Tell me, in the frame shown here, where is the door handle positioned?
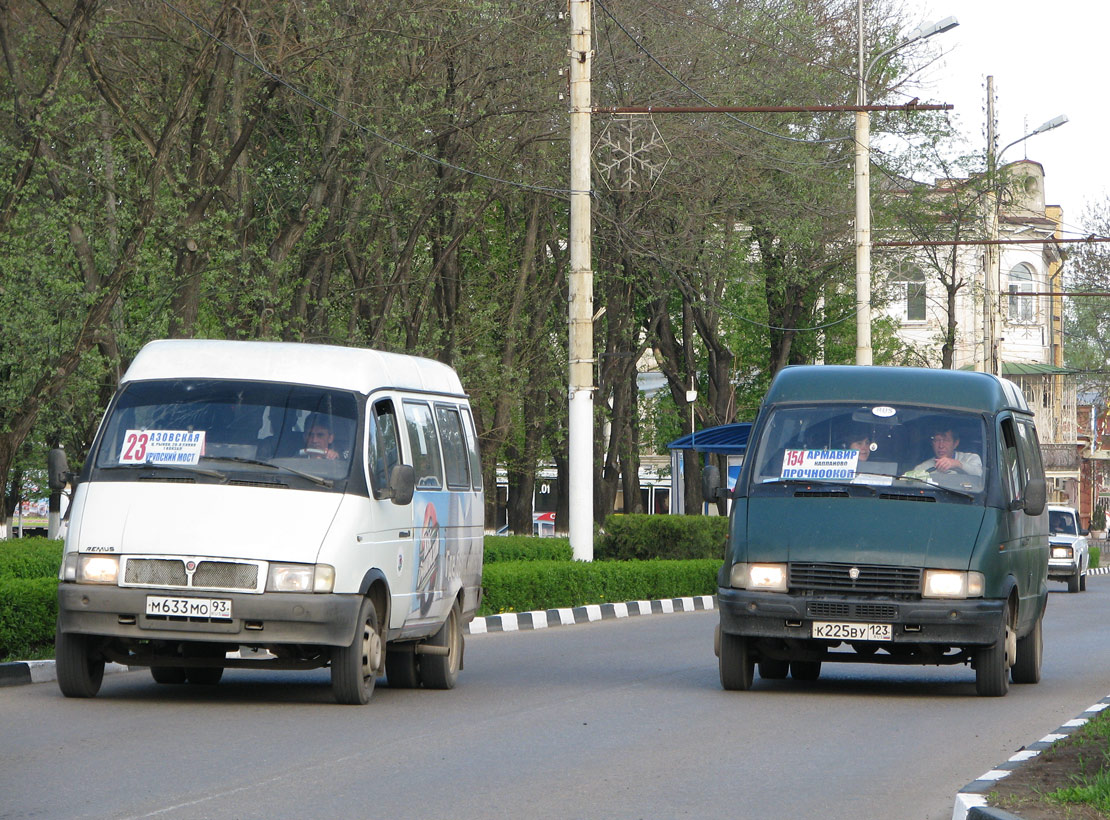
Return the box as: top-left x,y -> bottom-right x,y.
399,530 -> 412,538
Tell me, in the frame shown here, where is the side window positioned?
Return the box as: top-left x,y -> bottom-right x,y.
461,406 -> 483,490
1000,418 -> 1022,504
403,400 -> 443,490
434,404 -> 470,490
366,399 -> 401,498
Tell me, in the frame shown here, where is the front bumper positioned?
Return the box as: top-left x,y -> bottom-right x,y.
57,583 -> 362,647
1047,560 -> 1081,579
717,587 -> 1006,647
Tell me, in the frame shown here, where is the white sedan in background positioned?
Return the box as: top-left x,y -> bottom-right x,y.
1048,505 -> 1090,593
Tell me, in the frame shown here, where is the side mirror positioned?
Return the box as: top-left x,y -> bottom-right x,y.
701,464 -> 721,503
388,464 -> 415,506
1023,477 -> 1046,517
47,447 -> 70,491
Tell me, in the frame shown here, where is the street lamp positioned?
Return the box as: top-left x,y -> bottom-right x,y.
995,114 -> 1069,168
855,12 -> 959,365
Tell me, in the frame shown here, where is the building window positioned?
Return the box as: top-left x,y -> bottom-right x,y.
1008,263 -> 1035,323
894,264 -> 926,322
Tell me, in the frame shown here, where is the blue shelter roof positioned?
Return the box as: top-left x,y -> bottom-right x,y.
666,422 -> 751,455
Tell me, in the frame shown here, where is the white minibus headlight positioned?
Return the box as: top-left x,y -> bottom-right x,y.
267,563 -> 335,593
730,562 -> 788,592
923,570 -> 984,599
1051,545 -> 1073,560
76,555 -> 120,585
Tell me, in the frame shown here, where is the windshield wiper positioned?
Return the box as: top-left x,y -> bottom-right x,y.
890,473 -> 976,500
100,463 -> 228,481
201,455 -> 332,488
761,478 -> 876,496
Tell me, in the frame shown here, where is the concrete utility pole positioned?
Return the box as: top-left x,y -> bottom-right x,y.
981,76 -> 999,375
854,7 -> 958,366
568,0 -> 594,561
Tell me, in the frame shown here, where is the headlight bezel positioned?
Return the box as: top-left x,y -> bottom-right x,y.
729,562 -> 789,593
66,554 -> 121,585
922,569 -> 984,599
266,562 -> 335,593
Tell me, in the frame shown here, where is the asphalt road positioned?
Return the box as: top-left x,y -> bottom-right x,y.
3,579 -> 1109,820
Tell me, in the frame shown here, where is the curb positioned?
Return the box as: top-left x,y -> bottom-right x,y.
0,659 -> 130,687
465,595 -> 716,634
0,595 -> 717,686
952,693 -> 1110,820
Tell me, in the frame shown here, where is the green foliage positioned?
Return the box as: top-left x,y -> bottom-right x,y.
1091,545 -> 1101,570
1092,505 -> 1106,533
0,577 -> 57,662
0,538 -> 63,579
597,514 -> 728,561
478,559 -> 718,616
483,536 -> 572,563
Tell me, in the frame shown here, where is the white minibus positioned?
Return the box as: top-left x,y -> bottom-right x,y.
55,340 -> 483,704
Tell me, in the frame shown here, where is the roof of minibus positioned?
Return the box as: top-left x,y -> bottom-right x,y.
121,340 -> 466,397
764,365 -> 1030,413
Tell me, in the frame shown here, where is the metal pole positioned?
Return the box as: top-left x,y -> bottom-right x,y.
568,0 -> 594,561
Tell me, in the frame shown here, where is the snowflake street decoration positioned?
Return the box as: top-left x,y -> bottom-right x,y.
593,115 -> 670,192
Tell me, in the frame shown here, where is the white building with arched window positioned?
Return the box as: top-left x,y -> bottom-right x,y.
880,159 -> 1078,504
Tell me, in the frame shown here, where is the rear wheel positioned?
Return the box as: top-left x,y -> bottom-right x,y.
1012,612 -> 1043,685
331,596 -> 383,705
719,631 -> 755,691
1080,570 -> 1088,592
790,661 -> 821,681
151,666 -> 187,684
385,646 -> 420,688
1068,573 -> 1080,593
758,658 -> 790,680
55,629 -> 105,699
418,602 -> 463,690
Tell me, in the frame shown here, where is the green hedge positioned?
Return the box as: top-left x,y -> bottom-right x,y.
483,535 -> 572,563
0,577 -> 58,661
478,558 -> 718,616
596,514 -> 728,561
0,537 -> 63,579
1091,544 -> 1101,569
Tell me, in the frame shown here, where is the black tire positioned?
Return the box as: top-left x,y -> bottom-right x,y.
386,646 -> 421,688
790,660 -> 822,681
975,612 -> 1013,697
758,658 -> 790,680
151,666 -> 187,684
331,596 -> 383,705
186,667 -> 224,685
1080,571 -> 1087,592
1012,613 -> 1043,685
185,644 -> 226,685
419,602 -> 463,690
1068,573 -> 1080,593
719,631 -> 755,691
55,629 -> 105,699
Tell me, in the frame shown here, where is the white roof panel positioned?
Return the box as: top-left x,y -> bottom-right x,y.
121,340 -> 466,396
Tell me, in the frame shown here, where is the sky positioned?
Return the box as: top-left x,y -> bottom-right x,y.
912,1 -> 1105,237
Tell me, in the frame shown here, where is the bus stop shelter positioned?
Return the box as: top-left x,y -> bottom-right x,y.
666,422 -> 751,514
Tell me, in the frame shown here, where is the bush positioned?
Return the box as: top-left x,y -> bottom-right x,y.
0,537 -> 63,579
478,558 -> 718,616
0,577 -> 58,662
1091,544 -> 1101,570
596,514 -> 728,561
483,535 -> 572,563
